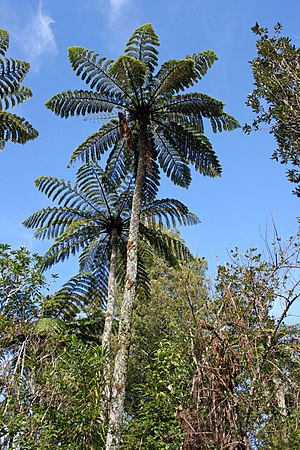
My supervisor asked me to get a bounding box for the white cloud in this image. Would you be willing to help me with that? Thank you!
[109,0,130,22]
[21,1,57,66]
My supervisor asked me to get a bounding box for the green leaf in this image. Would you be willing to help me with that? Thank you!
[125,23,160,73]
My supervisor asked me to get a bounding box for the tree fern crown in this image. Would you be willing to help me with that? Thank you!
[45,24,239,187]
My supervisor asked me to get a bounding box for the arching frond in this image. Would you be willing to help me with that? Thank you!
[104,138,130,187]
[0,85,32,111]
[156,120,222,176]
[69,119,120,165]
[0,58,30,95]
[78,236,111,274]
[34,317,67,336]
[42,227,100,269]
[152,125,192,187]
[125,23,160,73]
[23,207,88,240]
[76,162,114,209]
[45,90,122,118]
[150,59,196,101]
[34,176,93,210]
[0,112,38,144]
[51,273,99,320]
[141,198,200,228]
[0,29,9,57]
[68,46,124,97]
[160,93,240,133]
[140,223,194,265]
[109,55,147,102]
[143,155,160,203]
[187,50,218,81]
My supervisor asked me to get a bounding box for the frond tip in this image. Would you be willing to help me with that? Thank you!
[125,23,160,72]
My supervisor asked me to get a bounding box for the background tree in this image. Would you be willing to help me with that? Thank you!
[0,29,38,150]
[120,237,300,450]
[45,23,238,447]
[245,23,300,197]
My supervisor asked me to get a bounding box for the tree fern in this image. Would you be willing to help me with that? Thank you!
[0,29,38,149]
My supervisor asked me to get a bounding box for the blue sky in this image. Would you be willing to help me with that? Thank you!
[0,0,299,315]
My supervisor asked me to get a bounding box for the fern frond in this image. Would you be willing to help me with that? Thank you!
[34,317,67,336]
[0,112,38,144]
[142,198,199,228]
[42,227,99,269]
[152,125,192,187]
[0,85,32,111]
[109,55,147,102]
[0,29,9,57]
[155,119,222,177]
[69,119,120,165]
[23,207,88,240]
[68,46,124,97]
[52,273,99,320]
[0,58,30,95]
[45,90,122,118]
[187,50,218,81]
[150,59,197,101]
[78,235,111,274]
[212,113,240,132]
[76,162,112,208]
[125,23,160,73]
[140,223,194,265]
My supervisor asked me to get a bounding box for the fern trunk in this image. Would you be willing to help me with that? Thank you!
[101,228,118,418]
[105,122,147,449]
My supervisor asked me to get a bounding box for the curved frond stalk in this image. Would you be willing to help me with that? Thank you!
[0,112,38,144]
[23,207,88,240]
[125,23,160,73]
[0,29,9,57]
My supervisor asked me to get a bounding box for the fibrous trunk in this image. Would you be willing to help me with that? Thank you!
[101,228,118,419]
[105,122,147,449]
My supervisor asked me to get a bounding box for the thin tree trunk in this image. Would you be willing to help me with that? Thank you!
[101,228,118,418]
[105,122,147,449]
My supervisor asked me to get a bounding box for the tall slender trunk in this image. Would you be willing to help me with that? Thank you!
[101,228,118,418]
[105,122,147,449]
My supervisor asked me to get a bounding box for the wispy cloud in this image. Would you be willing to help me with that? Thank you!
[21,1,57,65]
[109,0,130,22]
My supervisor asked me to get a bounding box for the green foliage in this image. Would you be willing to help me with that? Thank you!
[0,28,38,149]
[46,23,239,188]
[0,245,107,449]
[246,23,300,197]
[122,340,192,450]
[0,243,46,320]
[24,163,198,310]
